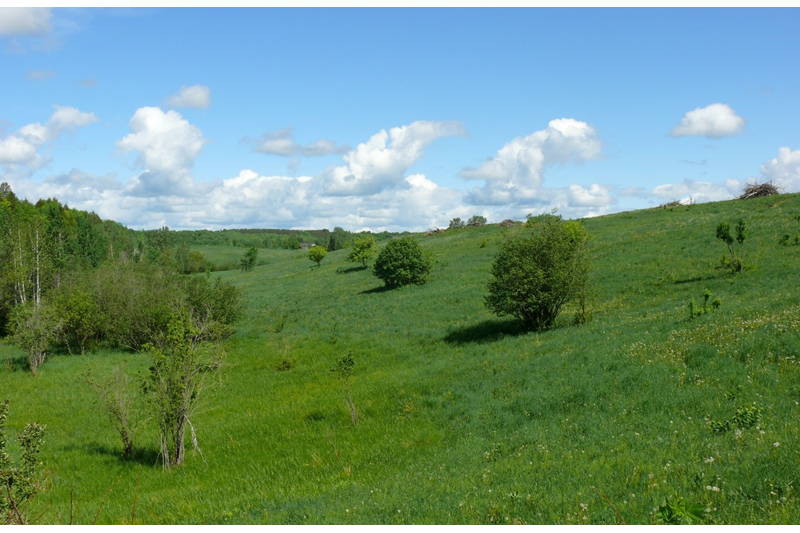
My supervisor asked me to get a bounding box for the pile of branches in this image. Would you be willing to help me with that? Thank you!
[658,200,683,208]
[739,181,781,200]
[425,228,446,236]
[499,219,517,227]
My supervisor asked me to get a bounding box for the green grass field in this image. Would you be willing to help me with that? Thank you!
[3,194,800,524]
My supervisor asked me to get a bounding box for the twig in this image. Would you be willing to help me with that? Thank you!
[92,474,121,525]
[594,486,627,525]
[130,469,141,524]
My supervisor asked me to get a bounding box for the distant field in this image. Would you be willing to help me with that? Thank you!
[189,245,291,271]
[3,194,800,524]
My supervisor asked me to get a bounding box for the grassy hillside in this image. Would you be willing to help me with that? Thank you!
[2,194,800,524]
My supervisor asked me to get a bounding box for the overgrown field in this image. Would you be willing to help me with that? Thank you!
[3,194,800,524]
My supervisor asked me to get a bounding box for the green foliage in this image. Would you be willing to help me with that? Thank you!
[449,217,465,229]
[372,237,433,288]
[710,402,763,434]
[688,289,721,319]
[327,227,352,251]
[143,313,223,468]
[331,352,359,425]
[467,215,487,226]
[8,303,58,375]
[240,246,258,272]
[53,288,103,355]
[308,246,328,267]
[347,235,378,268]
[716,218,747,272]
[656,496,707,524]
[485,214,590,330]
[0,401,47,524]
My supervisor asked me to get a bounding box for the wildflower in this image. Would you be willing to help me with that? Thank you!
[774,441,780,447]
[705,485,720,492]
[704,457,715,464]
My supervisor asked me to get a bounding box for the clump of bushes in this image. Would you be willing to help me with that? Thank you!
[372,237,434,288]
[688,289,721,319]
[8,261,243,373]
[485,213,590,331]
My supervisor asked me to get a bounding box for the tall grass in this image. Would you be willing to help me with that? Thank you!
[2,194,800,523]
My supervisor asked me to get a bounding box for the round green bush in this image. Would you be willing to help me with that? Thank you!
[485,214,590,330]
[372,237,433,288]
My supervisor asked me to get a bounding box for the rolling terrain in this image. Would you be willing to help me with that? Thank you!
[2,194,800,524]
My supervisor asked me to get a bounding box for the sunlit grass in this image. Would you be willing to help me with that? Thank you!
[2,194,800,523]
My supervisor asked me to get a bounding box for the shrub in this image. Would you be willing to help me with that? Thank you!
[8,303,58,375]
[348,235,377,268]
[239,246,258,272]
[309,246,327,267]
[1,401,46,524]
[52,288,103,355]
[448,217,465,229]
[716,218,746,273]
[485,214,590,331]
[467,215,487,227]
[372,237,434,288]
[143,313,223,468]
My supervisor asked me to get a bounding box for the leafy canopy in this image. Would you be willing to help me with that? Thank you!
[372,237,433,288]
[485,213,590,330]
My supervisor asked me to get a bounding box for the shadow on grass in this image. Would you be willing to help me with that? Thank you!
[444,318,529,345]
[2,355,29,373]
[336,265,368,274]
[360,285,392,295]
[88,443,162,467]
[674,273,722,285]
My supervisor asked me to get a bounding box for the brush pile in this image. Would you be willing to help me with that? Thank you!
[739,181,781,200]
[499,219,517,227]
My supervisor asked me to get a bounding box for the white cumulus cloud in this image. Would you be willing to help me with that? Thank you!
[166,85,211,109]
[322,120,466,196]
[0,105,98,175]
[670,103,746,138]
[568,184,616,208]
[0,7,52,36]
[760,147,800,192]
[116,107,207,196]
[460,118,610,213]
[461,118,602,187]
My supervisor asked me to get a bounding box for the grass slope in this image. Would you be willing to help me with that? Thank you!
[3,194,800,524]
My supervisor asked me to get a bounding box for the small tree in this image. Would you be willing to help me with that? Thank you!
[240,246,258,272]
[347,235,377,268]
[8,303,58,375]
[1,401,46,525]
[86,367,142,458]
[485,214,590,330]
[331,351,359,425]
[143,313,223,468]
[309,246,327,268]
[449,217,465,229]
[716,219,746,272]
[53,289,103,355]
[372,237,434,288]
[467,215,487,227]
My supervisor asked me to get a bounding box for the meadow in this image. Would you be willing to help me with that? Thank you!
[2,194,800,524]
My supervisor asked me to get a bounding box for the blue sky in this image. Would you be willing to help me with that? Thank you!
[1,7,799,231]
